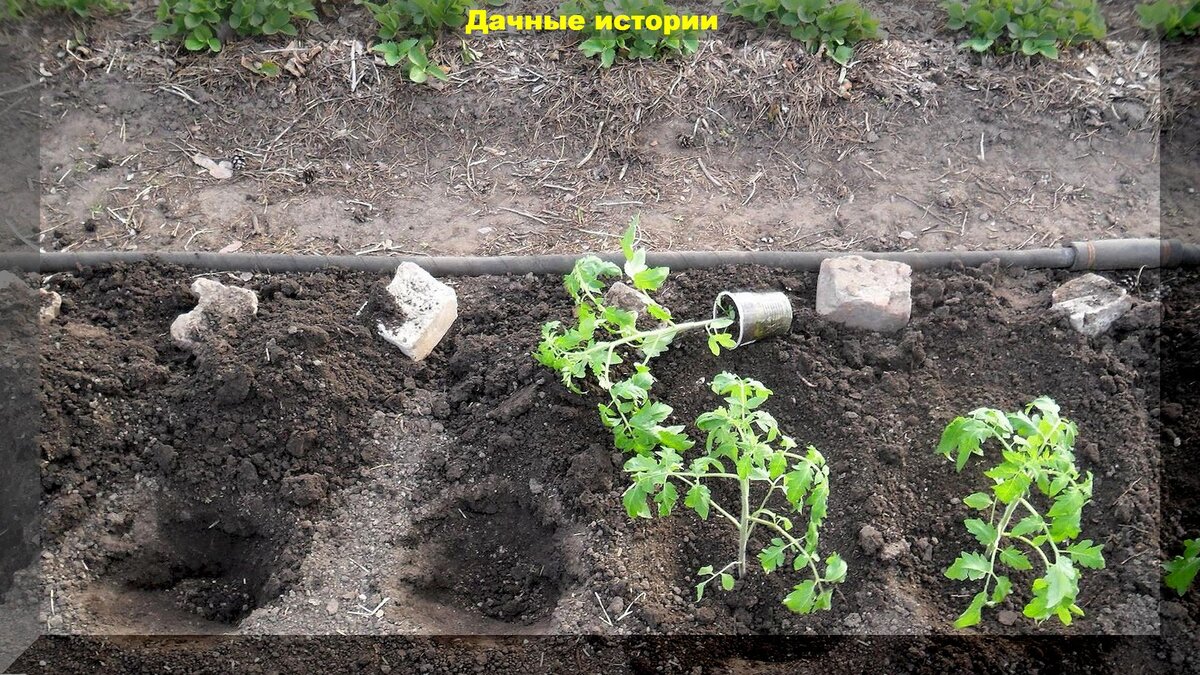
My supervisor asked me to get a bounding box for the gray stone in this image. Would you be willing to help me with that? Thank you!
[604,281,650,314]
[816,256,912,332]
[376,263,457,361]
[1051,273,1132,337]
[0,270,20,290]
[998,610,1020,626]
[170,278,259,350]
[879,539,911,562]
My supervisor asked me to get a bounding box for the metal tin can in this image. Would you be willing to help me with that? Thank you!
[712,291,793,348]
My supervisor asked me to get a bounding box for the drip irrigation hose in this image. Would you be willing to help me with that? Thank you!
[1,238,1196,276]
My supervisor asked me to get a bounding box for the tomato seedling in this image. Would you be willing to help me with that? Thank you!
[937,397,1105,628]
[624,373,846,613]
[535,222,843,613]
[1164,539,1199,596]
[535,218,736,458]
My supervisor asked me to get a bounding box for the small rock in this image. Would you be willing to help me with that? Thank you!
[879,540,910,562]
[816,256,912,333]
[604,281,650,315]
[38,289,62,324]
[286,430,316,457]
[375,262,457,361]
[282,473,328,507]
[170,278,259,350]
[695,606,717,624]
[858,524,885,555]
[998,610,1019,626]
[326,599,339,615]
[236,458,259,488]
[606,596,625,617]
[1050,273,1133,337]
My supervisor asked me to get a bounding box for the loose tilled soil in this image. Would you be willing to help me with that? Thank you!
[10,259,1179,650]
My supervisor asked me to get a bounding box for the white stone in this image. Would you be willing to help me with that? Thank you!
[170,278,259,350]
[376,262,457,361]
[1051,273,1132,337]
[816,256,912,333]
[38,290,61,325]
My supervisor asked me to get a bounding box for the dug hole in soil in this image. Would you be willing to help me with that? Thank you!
[19,260,1172,637]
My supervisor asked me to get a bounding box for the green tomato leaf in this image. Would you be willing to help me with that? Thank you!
[684,483,711,520]
[1066,540,1105,570]
[1164,539,1200,596]
[963,492,993,510]
[992,575,1013,604]
[999,546,1033,571]
[783,579,817,614]
[953,591,988,629]
[945,551,991,581]
[824,553,847,583]
[964,518,999,548]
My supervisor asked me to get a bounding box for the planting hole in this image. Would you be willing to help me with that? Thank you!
[404,490,565,625]
[95,495,294,628]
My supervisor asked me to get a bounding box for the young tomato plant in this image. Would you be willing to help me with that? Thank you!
[558,0,702,67]
[625,373,846,613]
[535,218,735,454]
[1164,539,1199,595]
[724,0,879,66]
[937,397,1105,628]
[1137,0,1200,39]
[944,0,1106,59]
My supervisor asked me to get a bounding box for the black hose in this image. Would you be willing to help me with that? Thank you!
[1,239,1194,277]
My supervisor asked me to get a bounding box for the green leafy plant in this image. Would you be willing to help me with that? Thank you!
[724,0,879,66]
[535,217,735,418]
[535,220,844,613]
[151,0,317,53]
[558,0,701,68]
[1164,539,1200,595]
[365,0,469,82]
[1137,0,1200,39]
[2,0,121,18]
[372,37,448,81]
[625,373,846,613]
[937,397,1104,628]
[944,0,1106,59]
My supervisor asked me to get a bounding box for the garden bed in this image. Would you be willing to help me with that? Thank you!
[24,260,1170,637]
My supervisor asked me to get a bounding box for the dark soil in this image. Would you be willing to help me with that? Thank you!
[6,634,1187,674]
[24,260,1171,639]
[403,486,567,624]
[35,264,440,621]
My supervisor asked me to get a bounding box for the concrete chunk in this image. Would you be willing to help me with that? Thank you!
[170,278,259,350]
[38,290,61,325]
[816,256,912,333]
[376,262,457,361]
[1051,273,1132,337]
